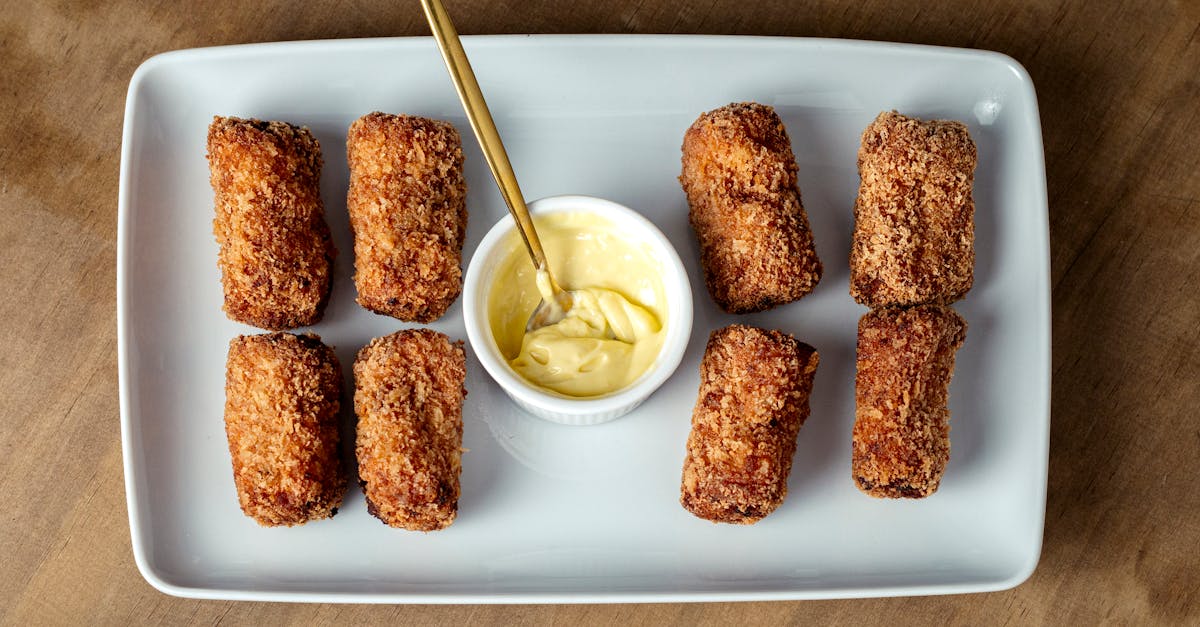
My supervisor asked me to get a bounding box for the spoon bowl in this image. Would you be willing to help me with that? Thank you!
[526,281,574,332]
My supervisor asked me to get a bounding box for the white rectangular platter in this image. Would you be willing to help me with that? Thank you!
[117,35,1050,602]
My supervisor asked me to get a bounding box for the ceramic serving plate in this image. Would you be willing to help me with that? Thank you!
[117,35,1050,602]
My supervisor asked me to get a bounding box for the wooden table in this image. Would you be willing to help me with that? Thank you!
[2,1,1197,623]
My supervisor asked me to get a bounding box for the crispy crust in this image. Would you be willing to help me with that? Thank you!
[354,329,466,531]
[223,333,345,526]
[852,305,966,498]
[680,324,819,524]
[207,116,335,330]
[680,102,823,314]
[850,111,977,307]
[346,112,467,323]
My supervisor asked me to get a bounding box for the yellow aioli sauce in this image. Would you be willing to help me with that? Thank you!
[487,212,667,397]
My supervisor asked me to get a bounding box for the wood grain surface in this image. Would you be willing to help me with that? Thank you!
[2,0,1198,624]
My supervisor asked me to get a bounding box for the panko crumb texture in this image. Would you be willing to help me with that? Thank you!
[681,324,820,524]
[223,333,345,527]
[207,116,335,330]
[680,102,823,314]
[852,305,966,498]
[347,112,467,323]
[354,329,467,531]
[850,111,977,307]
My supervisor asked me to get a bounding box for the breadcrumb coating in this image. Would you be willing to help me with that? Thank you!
[680,102,823,314]
[681,324,819,524]
[850,111,976,307]
[347,112,467,323]
[852,305,966,498]
[354,329,466,531]
[224,333,345,526]
[207,116,335,330]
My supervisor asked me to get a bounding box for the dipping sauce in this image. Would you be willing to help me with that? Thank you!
[487,212,667,397]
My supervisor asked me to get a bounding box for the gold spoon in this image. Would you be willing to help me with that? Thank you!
[420,0,572,330]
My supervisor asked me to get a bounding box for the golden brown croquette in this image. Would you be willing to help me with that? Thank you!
[223,332,345,526]
[852,305,967,498]
[680,102,823,314]
[850,111,977,307]
[207,116,335,330]
[354,329,467,531]
[681,324,820,524]
[346,112,467,323]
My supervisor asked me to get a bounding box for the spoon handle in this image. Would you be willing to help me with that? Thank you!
[421,0,556,285]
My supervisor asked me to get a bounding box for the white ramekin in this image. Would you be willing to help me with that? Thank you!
[463,195,693,426]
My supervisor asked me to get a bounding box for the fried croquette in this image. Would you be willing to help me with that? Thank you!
[346,112,467,323]
[207,116,335,330]
[223,333,345,526]
[680,102,823,314]
[852,305,966,498]
[681,324,820,524]
[354,329,467,531]
[850,111,977,307]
